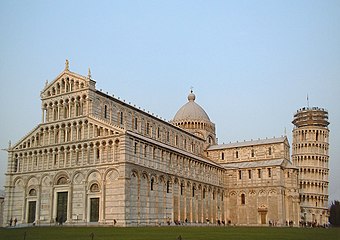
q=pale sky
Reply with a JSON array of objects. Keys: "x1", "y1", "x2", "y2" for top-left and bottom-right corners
[{"x1": 0, "y1": 0, "x2": 339, "y2": 201}]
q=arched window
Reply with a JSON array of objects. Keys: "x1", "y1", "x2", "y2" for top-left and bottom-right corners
[
  {"x1": 14, "y1": 157, "x2": 19, "y2": 172},
  {"x1": 90, "y1": 183, "x2": 100, "y2": 192},
  {"x1": 166, "y1": 180, "x2": 170, "y2": 193},
  {"x1": 29, "y1": 188, "x2": 37, "y2": 196},
  {"x1": 221, "y1": 152, "x2": 224, "y2": 160},
  {"x1": 96, "y1": 148, "x2": 100, "y2": 159},
  {"x1": 64, "y1": 106, "x2": 68, "y2": 119},
  {"x1": 134, "y1": 117, "x2": 138, "y2": 130},
  {"x1": 67, "y1": 128, "x2": 71, "y2": 142},
  {"x1": 251, "y1": 149, "x2": 255, "y2": 158},
  {"x1": 146, "y1": 123, "x2": 150, "y2": 135},
  {"x1": 78, "y1": 126, "x2": 82, "y2": 140},
  {"x1": 104, "y1": 105, "x2": 108, "y2": 119},
  {"x1": 75, "y1": 103, "x2": 79, "y2": 116},
  {"x1": 120, "y1": 111, "x2": 124, "y2": 124},
  {"x1": 54, "y1": 108, "x2": 58, "y2": 120},
  {"x1": 257, "y1": 169, "x2": 262, "y2": 178},
  {"x1": 54, "y1": 153, "x2": 58, "y2": 165},
  {"x1": 241, "y1": 193, "x2": 246, "y2": 205},
  {"x1": 268, "y1": 168, "x2": 272, "y2": 177},
  {"x1": 134, "y1": 142, "x2": 138, "y2": 155},
  {"x1": 151, "y1": 178, "x2": 154, "y2": 191},
  {"x1": 144, "y1": 145, "x2": 147, "y2": 157},
  {"x1": 235, "y1": 151, "x2": 239, "y2": 159},
  {"x1": 268, "y1": 147, "x2": 272, "y2": 155},
  {"x1": 57, "y1": 176, "x2": 68, "y2": 185},
  {"x1": 55, "y1": 130, "x2": 59, "y2": 143}
]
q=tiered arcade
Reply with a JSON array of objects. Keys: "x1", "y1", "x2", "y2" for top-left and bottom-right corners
[{"x1": 292, "y1": 107, "x2": 330, "y2": 225}]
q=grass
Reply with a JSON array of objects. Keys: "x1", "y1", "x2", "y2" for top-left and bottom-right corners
[{"x1": 0, "y1": 226, "x2": 339, "y2": 240}]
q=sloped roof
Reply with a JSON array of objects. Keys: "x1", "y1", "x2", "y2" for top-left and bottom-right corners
[
  {"x1": 208, "y1": 136, "x2": 287, "y2": 150},
  {"x1": 127, "y1": 130, "x2": 221, "y2": 168},
  {"x1": 221, "y1": 158, "x2": 297, "y2": 169}
]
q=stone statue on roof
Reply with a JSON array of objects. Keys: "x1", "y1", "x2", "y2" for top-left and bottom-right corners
[{"x1": 65, "y1": 59, "x2": 69, "y2": 71}]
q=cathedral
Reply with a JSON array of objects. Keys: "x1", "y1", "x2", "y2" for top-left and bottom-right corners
[{"x1": 3, "y1": 61, "x2": 330, "y2": 227}]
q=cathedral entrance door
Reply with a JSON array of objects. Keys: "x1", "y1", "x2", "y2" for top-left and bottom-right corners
[
  {"x1": 28, "y1": 201, "x2": 36, "y2": 223},
  {"x1": 260, "y1": 212, "x2": 267, "y2": 224},
  {"x1": 90, "y1": 198, "x2": 99, "y2": 222},
  {"x1": 57, "y1": 192, "x2": 68, "y2": 224}
]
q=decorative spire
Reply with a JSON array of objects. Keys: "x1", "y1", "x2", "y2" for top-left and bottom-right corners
[
  {"x1": 88, "y1": 67, "x2": 92, "y2": 79},
  {"x1": 65, "y1": 59, "x2": 69, "y2": 71}
]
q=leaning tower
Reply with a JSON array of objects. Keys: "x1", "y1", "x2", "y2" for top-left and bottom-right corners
[{"x1": 292, "y1": 107, "x2": 330, "y2": 226}]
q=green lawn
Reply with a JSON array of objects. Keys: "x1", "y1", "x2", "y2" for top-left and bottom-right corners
[{"x1": 1, "y1": 226, "x2": 339, "y2": 240}]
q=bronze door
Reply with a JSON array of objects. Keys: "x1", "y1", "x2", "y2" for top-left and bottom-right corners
[
  {"x1": 90, "y1": 198, "x2": 99, "y2": 222},
  {"x1": 260, "y1": 212, "x2": 267, "y2": 224},
  {"x1": 28, "y1": 201, "x2": 36, "y2": 223},
  {"x1": 57, "y1": 192, "x2": 68, "y2": 223}
]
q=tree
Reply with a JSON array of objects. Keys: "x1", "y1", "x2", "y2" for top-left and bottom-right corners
[{"x1": 329, "y1": 200, "x2": 340, "y2": 227}]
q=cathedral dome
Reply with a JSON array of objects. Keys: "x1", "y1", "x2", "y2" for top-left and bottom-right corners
[{"x1": 173, "y1": 91, "x2": 211, "y2": 122}]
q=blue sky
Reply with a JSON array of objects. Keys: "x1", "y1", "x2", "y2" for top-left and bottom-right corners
[{"x1": 0, "y1": 0, "x2": 339, "y2": 201}]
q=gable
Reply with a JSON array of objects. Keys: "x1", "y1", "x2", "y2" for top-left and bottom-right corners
[
  {"x1": 87, "y1": 116, "x2": 125, "y2": 136},
  {"x1": 10, "y1": 115, "x2": 125, "y2": 152},
  {"x1": 40, "y1": 69, "x2": 95, "y2": 100},
  {"x1": 11, "y1": 125, "x2": 42, "y2": 150}
]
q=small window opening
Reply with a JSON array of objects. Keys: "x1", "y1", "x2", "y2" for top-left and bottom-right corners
[{"x1": 241, "y1": 193, "x2": 246, "y2": 205}]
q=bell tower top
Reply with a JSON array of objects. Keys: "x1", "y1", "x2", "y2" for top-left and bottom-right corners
[{"x1": 292, "y1": 107, "x2": 329, "y2": 128}]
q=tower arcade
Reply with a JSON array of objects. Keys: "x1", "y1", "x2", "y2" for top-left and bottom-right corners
[{"x1": 292, "y1": 107, "x2": 330, "y2": 225}]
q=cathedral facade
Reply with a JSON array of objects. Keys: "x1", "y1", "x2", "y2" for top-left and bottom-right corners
[{"x1": 2, "y1": 62, "x2": 329, "y2": 227}]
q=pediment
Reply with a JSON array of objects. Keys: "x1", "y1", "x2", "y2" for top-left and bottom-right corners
[
  {"x1": 87, "y1": 116, "x2": 125, "y2": 136},
  {"x1": 283, "y1": 136, "x2": 290, "y2": 146},
  {"x1": 40, "y1": 69, "x2": 95, "y2": 100},
  {"x1": 9, "y1": 113, "x2": 125, "y2": 153},
  {"x1": 11, "y1": 125, "x2": 43, "y2": 150}
]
